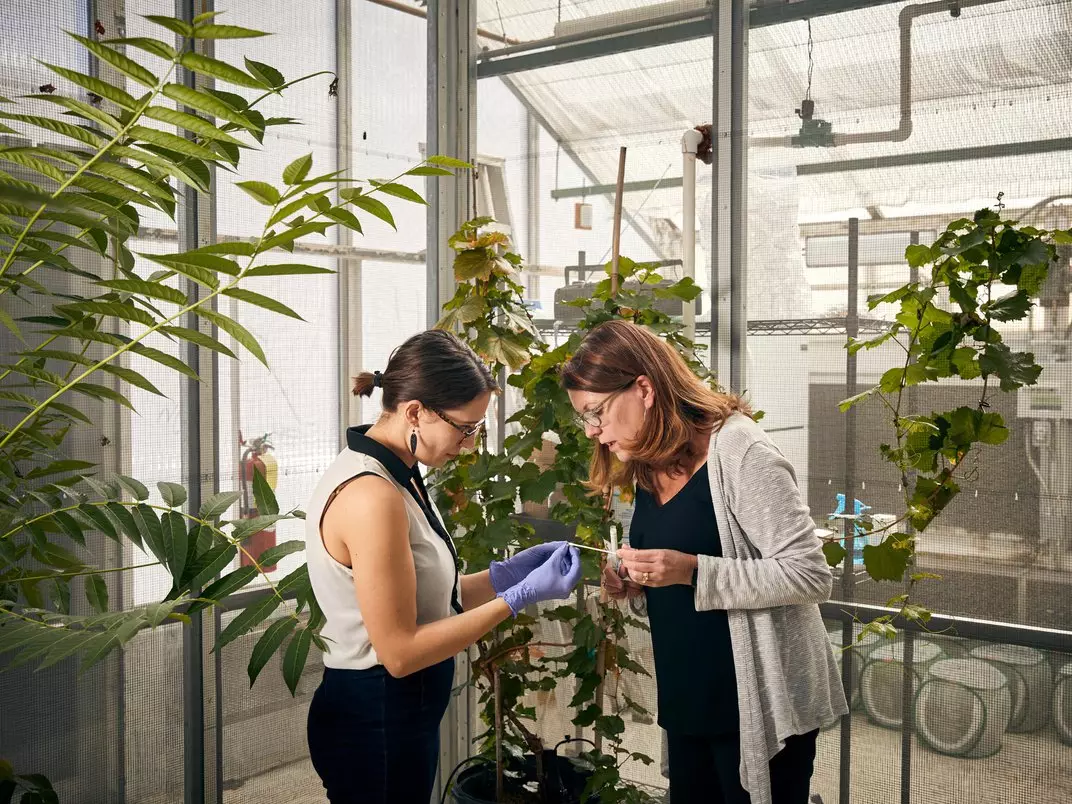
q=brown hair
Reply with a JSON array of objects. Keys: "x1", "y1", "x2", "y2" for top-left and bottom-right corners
[
  {"x1": 560, "y1": 320, "x2": 751, "y2": 493},
  {"x1": 353, "y1": 329, "x2": 498, "y2": 410}
]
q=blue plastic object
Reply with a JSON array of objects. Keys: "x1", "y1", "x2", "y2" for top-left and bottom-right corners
[{"x1": 832, "y1": 493, "x2": 872, "y2": 565}]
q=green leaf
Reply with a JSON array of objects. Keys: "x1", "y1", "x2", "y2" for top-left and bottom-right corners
[
  {"x1": 144, "y1": 15, "x2": 195, "y2": 38},
  {"x1": 342, "y1": 191, "x2": 395, "y2": 229},
  {"x1": 179, "y1": 52, "x2": 266, "y2": 89},
  {"x1": 199, "y1": 491, "x2": 240, "y2": 520},
  {"x1": 370, "y1": 181, "x2": 425, "y2": 205},
  {"x1": 0, "y1": 306, "x2": 22, "y2": 343},
  {"x1": 243, "y1": 263, "x2": 334, "y2": 278},
  {"x1": 951, "y1": 347, "x2": 981, "y2": 380},
  {"x1": 255, "y1": 540, "x2": 304, "y2": 568},
  {"x1": 838, "y1": 387, "x2": 877, "y2": 413},
  {"x1": 985, "y1": 290, "x2": 1033, "y2": 322},
  {"x1": 236, "y1": 180, "x2": 281, "y2": 206},
  {"x1": 191, "y1": 566, "x2": 258, "y2": 613},
  {"x1": 323, "y1": 206, "x2": 362, "y2": 233},
  {"x1": 52, "y1": 511, "x2": 86, "y2": 546},
  {"x1": 0, "y1": 148, "x2": 68, "y2": 182},
  {"x1": 143, "y1": 106, "x2": 246, "y2": 146},
  {"x1": 75, "y1": 504, "x2": 118, "y2": 539},
  {"x1": 67, "y1": 32, "x2": 158, "y2": 88},
  {"x1": 199, "y1": 241, "x2": 257, "y2": 257},
  {"x1": 260, "y1": 221, "x2": 330, "y2": 250},
  {"x1": 70, "y1": 382, "x2": 135, "y2": 411},
  {"x1": 160, "y1": 511, "x2": 189, "y2": 581},
  {"x1": 862, "y1": 536, "x2": 912, "y2": 582},
  {"x1": 244, "y1": 58, "x2": 285, "y2": 89},
  {"x1": 282, "y1": 154, "x2": 313, "y2": 185},
  {"x1": 161, "y1": 84, "x2": 253, "y2": 128},
  {"x1": 194, "y1": 24, "x2": 271, "y2": 39},
  {"x1": 116, "y1": 475, "x2": 150, "y2": 502},
  {"x1": 98, "y1": 278, "x2": 187, "y2": 305},
  {"x1": 194, "y1": 308, "x2": 267, "y2": 366},
  {"x1": 216, "y1": 594, "x2": 281, "y2": 650},
  {"x1": 157, "y1": 482, "x2": 188, "y2": 508},
  {"x1": 161, "y1": 326, "x2": 238, "y2": 360},
  {"x1": 822, "y1": 540, "x2": 847, "y2": 567},
  {"x1": 221, "y1": 288, "x2": 303, "y2": 320},
  {"x1": 98, "y1": 363, "x2": 164, "y2": 397},
  {"x1": 265, "y1": 194, "x2": 319, "y2": 228},
  {"x1": 38, "y1": 62, "x2": 139, "y2": 110},
  {"x1": 86, "y1": 574, "x2": 108, "y2": 613},
  {"x1": 101, "y1": 36, "x2": 178, "y2": 61},
  {"x1": 0, "y1": 112, "x2": 105, "y2": 146},
  {"x1": 979, "y1": 343, "x2": 1042, "y2": 391},
  {"x1": 427, "y1": 155, "x2": 472, "y2": 169},
  {"x1": 250, "y1": 462, "x2": 279, "y2": 515},
  {"x1": 139, "y1": 253, "x2": 219, "y2": 289},
  {"x1": 51, "y1": 578, "x2": 72, "y2": 614},
  {"x1": 129, "y1": 125, "x2": 223, "y2": 164},
  {"x1": 406, "y1": 166, "x2": 454, "y2": 177},
  {"x1": 282, "y1": 626, "x2": 313, "y2": 695},
  {"x1": 128, "y1": 342, "x2": 200, "y2": 381},
  {"x1": 185, "y1": 544, "x2": 238, "y2": 592},
  {"x1": 248, "y1": 617, "x2": 298, "y2": 686}
]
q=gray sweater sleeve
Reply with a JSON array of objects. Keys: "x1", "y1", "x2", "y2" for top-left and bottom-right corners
[{"x1": 695, "y1": 438, "x2": 833, "y2": 611}]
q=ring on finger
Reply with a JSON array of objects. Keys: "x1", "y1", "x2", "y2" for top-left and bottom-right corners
[{"x1": 643, "y1": 571, "x2": 651, "y2": 584}]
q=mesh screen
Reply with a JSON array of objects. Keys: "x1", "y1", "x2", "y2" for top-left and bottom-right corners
[
  {"x1": 7, "y1": 1, "x2": 1072, "y2": 802},
  {"x1": 474, "y1": 1, "x2": 1072, "y2": 802}
]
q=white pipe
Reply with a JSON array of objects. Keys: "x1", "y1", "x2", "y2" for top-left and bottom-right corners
[
  {"x1": 751, "y1": 0, "x2": 1001, "y2": 149},
  {"x1": 681, "y1": 128, "x2": 703, "y2": 339}
]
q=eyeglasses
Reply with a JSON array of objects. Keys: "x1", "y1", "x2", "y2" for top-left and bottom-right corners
[
  {"x1": 573, "y1": 381, "x2": 634, "y2": 429},
  {"x1": 428, "y1": 406, "x2": 485, "y2": 439}
]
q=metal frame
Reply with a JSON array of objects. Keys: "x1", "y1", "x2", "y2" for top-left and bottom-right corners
[
  {"x1": 710, "y1": 1, "x2": 748, "y2": 392},
  {"x1": 475, "y1": 0, "x2": 906, "y2": 78},
  {"x1": 426, "y1": 0, "x2": 477, "y2": 328}
]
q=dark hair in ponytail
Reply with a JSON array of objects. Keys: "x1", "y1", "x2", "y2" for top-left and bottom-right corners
[{"x1": 352, "y1": 329, "x2": 498, "y2": 410}]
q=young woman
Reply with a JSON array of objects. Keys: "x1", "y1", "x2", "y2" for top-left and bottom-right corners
[
  {"x1": 562, "y1": 320, "x2": 847, "y2": 804},
  {"x1": 305, "y1": 329, "x2": 582, "y2": 803}
]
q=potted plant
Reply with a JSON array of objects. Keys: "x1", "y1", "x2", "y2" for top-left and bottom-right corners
[{"x1": 432, "y1": 218, "x2": 708, "y2": 803}]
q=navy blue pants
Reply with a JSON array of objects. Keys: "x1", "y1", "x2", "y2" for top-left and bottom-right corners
[{"x1": 307, "y1": 658, "x2": 455, "y2": 803}]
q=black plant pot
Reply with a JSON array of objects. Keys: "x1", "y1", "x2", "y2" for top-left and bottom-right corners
[{"x1": 449, "y1": 753, "x2": 596, "y2": 804}]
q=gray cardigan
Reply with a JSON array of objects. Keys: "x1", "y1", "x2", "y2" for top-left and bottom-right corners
[{"x1": 691, "y1": 413, "x2": 848, "y2": 802}]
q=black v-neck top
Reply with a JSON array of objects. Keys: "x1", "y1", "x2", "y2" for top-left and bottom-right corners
[{"x1": 630, "y1": 463, "x2": 739, "y2": 735}]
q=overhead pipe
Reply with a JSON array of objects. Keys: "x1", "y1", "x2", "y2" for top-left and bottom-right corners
[
  {"x1": 835, "y1": 0, "x2": 996, "y2": 145},
  {"x1": 751, "y1": 0, "x2": 1002, "y2": 149},
  {"x1": 364, "y1": 0, "x2": 523, "y2": 46}
]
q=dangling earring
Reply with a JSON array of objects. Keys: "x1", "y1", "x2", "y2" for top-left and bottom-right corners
[{"x1": 409, "y1": 430, "x2": 418, "y2": 455}]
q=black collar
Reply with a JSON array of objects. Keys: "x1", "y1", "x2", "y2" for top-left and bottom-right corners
[{"x1": 345, "y1": 424, "x2": 417, "y2": 489}]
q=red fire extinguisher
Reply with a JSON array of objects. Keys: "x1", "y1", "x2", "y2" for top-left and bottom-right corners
[{"x1": 239, "y1": 431, "x2": 279, "y2": 572}]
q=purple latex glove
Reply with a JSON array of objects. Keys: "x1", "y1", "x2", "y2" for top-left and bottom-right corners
[
  {"x1": 488, "y1": 540, "x2": 567, "y2": 593},
  {"x1": 497, "y1": 543, "x2": 582, "y2": 617}
]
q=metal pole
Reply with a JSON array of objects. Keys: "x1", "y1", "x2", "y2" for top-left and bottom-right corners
[
  {"x1": 610, "y1": 147, "x2": 626, "y2": 296},
  {"x1": 838, "y1": 216, "x2": 860, "y2": 804},
  {"x1": 899, "y1": 230, "x2": 920, "y2": 804},
  {"x1": 337, "y1": 0, "x2": 356, "y2": 438},
  {"x1": 729, "y1": 0, "x2": 748, "y2": 394},
  {"x1": 177, "y1": 0, "x2": 205, "y2": 800}
]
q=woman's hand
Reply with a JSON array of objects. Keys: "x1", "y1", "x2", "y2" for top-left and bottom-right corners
[
  {"x1": 602, "y1": 562, "x2": 644, "y2": 599},
  {"x1": 489, "y1": 540, "x2": 565, "y2": 593},
  {"x1": 616, "y1": 546, "x2": 698, "y2": 588}
]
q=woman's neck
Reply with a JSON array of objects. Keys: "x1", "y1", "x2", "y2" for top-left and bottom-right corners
[{"x1": 365, "y1": 418, "x2": 418, "y2": 469}]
